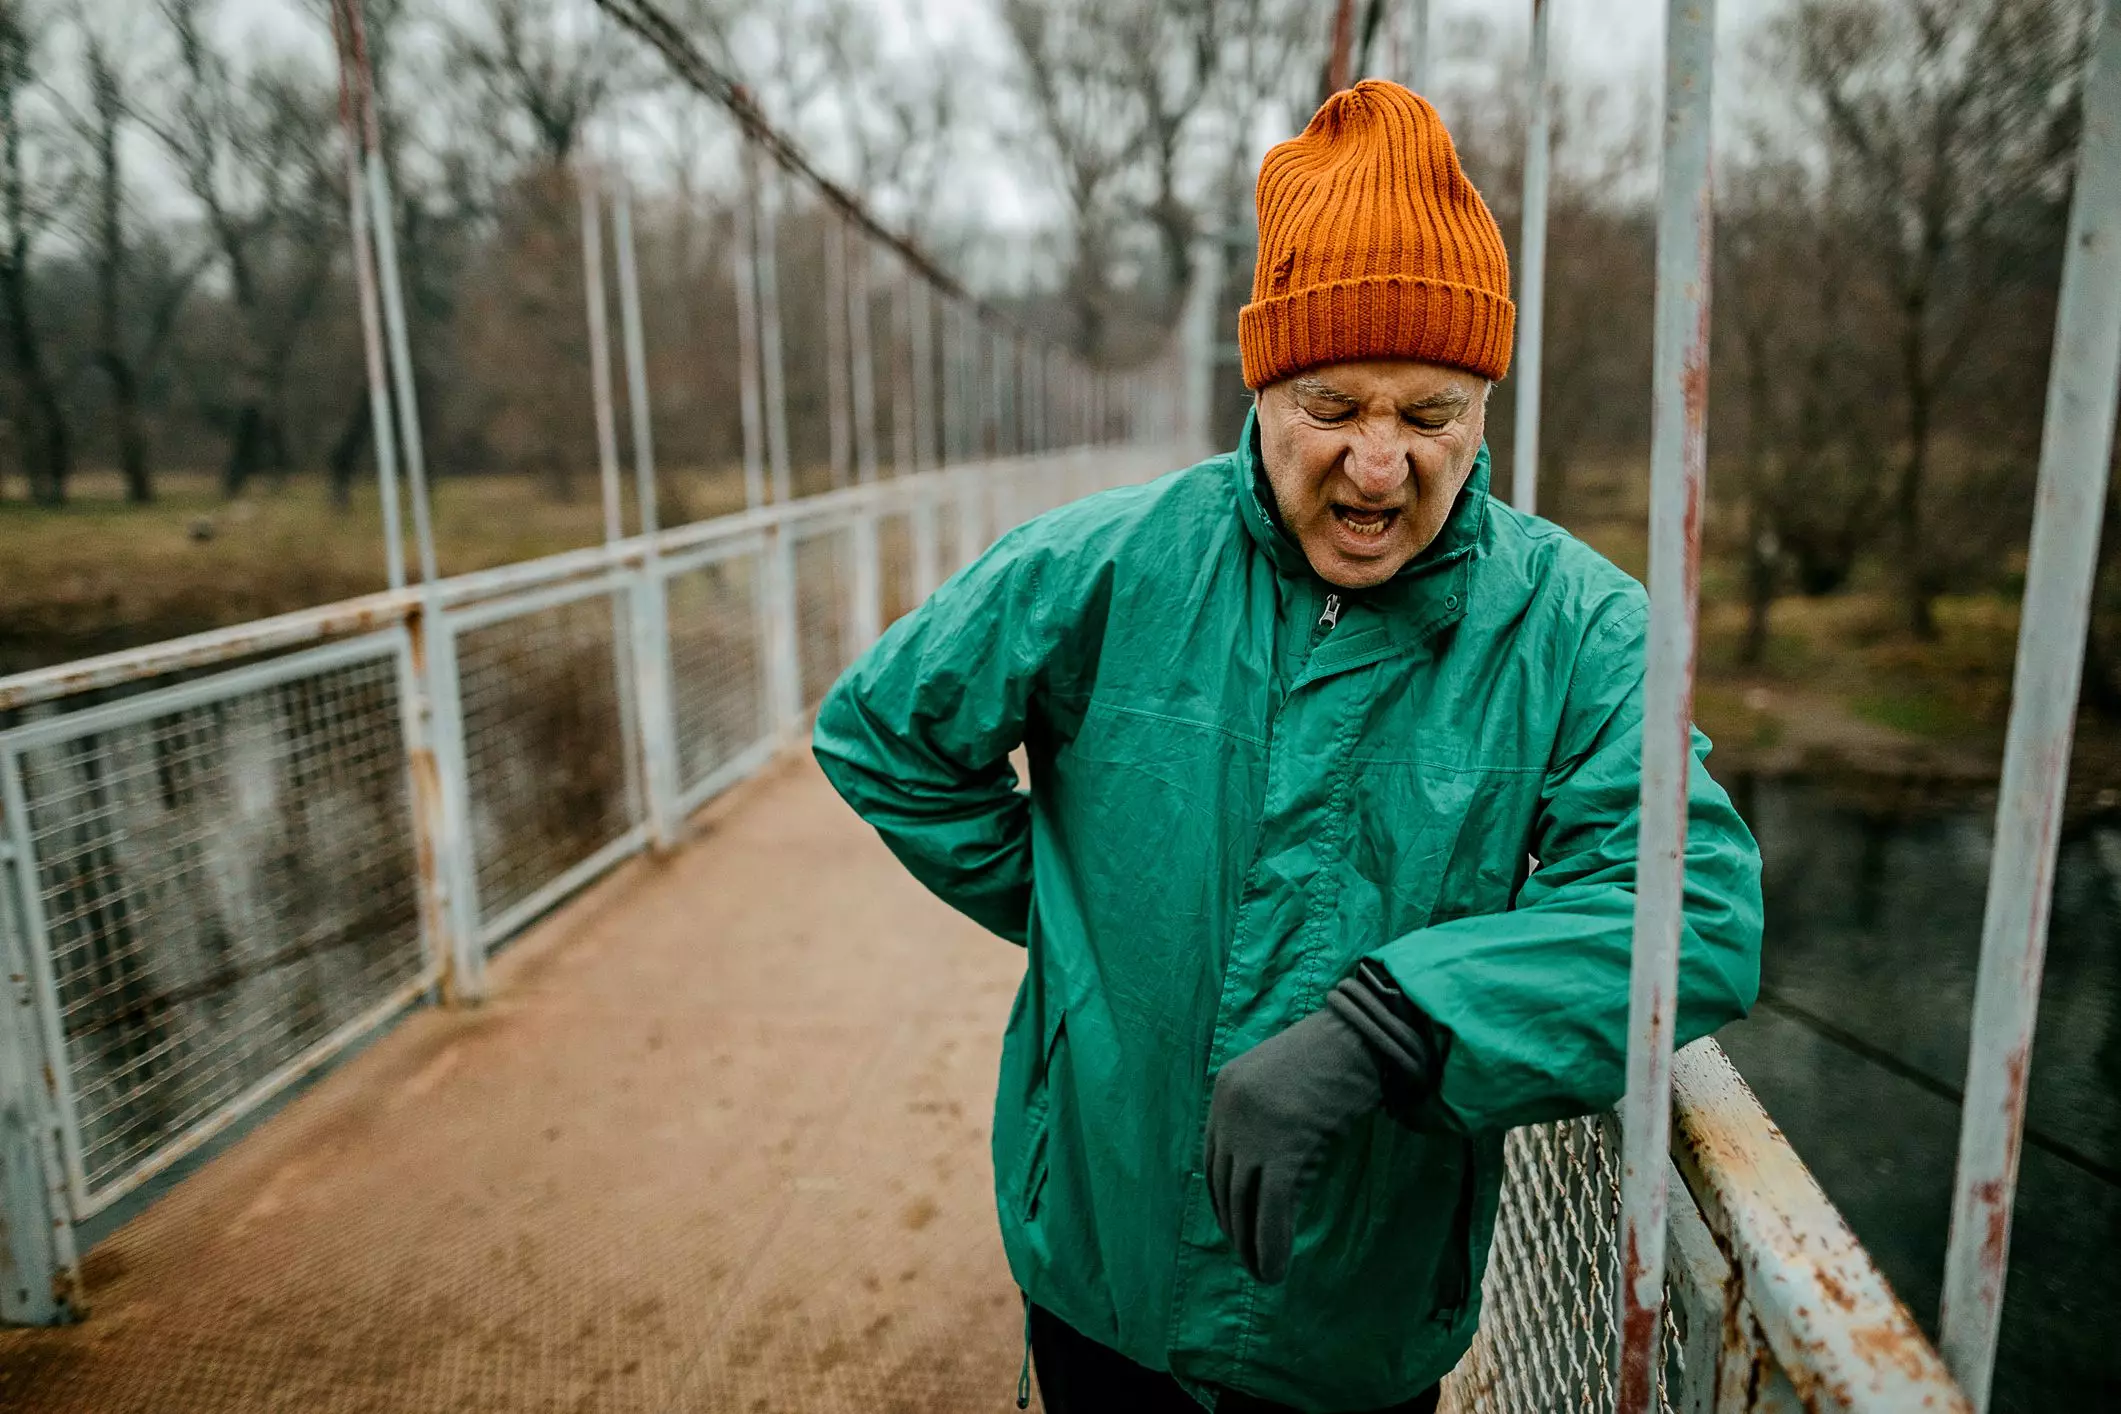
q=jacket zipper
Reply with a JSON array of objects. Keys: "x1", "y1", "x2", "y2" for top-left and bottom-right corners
[{"x1": 1317, "y1": 592, "x2": 1342, "y2": 632}]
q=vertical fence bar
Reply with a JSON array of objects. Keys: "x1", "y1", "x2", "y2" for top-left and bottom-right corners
[
  {"x1": 1512, "y1": 0, "x2": 1551, "y2": 516},
  {"x1": 1939, "y1": 2, "x2": 2121, "y2": 1404},
  {"x1": 366, "y1": 154, "x2": 437, "y2": 585},
  {"x1": 892, "y1": 264, "x2": 916, "y2": 480},
  {"x1": 756, "y1": 154, "x2": 793, "y2": 505},
  {"x1": 1615, "y1": 0, "x2": 1716, "y2": 1408},
  {"x1": 826, "y1": 216, "x2": 852, "y2": 489},
  {"x1": 614, "y1": 176, "x2": 658, "y2": 538},
  {"x1": 614, "y1": 174, "x2": 683, "y2": 850},
  {"x1": 849, "y1": 236, "x2": 882, "y2": 651},
  {"x1": 912, "y1": 274, "x2": 935, "y2": 474},
  {"x1": 579, "y1": 167, "x2": 643, "y2": 827},
  {"x1": 0, "y1": 772, "x2": 79, "y2": 1325},
  {"x1": 849, "y1": 236, "x2": 879, "y2": 486},
  {"x1": 1185, "y1": 235, "x2": 1223, "y2": 454},
  {"x1": 580, "y1": 169, "x2": 624, "y2": 546},
  {"x1": 735, "y1": 144, "x2": 768, "y2": 510},
  {"x1": 328, "y1": 0, "x2": 405, "y2": 592},
  {"x1": 418, "y1": 606, "x2": 485, "y2": 998}
]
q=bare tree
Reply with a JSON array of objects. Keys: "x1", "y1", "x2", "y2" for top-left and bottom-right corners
[
  {"x1": 450, "y1": 0, "x2": 644, "y2": 167},
  {"x1": 1778, "y1": 0, "x2": 2089, "y2": 637},
  {"x1": 999, "y1": 0, "x2": 1318, "y2": 360},
  {"x1": 146, "y1": 0, "x2": 344, "y2": 495},
  {"x1": 0, "y1": 0, "x2": 72, "y2": 505},
  {"x1": 67, "y1": 25, "x2": 217, "y2": 504}
]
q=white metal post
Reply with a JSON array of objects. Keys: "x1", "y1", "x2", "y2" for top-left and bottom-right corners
[
  {"x1": 328, "y1": 7, "x2": 405, "y2": 593},
  {"x1": 1939, "y1": 1, "x2": 2121, "y2": 1405},
  {"x1": 734, "y1": 145, "x2": 768, "y2": 511},
  {"x1": 578, "y1": 167, "x2": 644, "y2": 830},
  {"x1": 613, "y1": 178, "x2": 659, "y2": 539},
  {"x1": 1615, "y1": 0, "x2": 1715, "y2": 1408},
  {"x1": 366, "y1": 154, "x2": 437, "y2": 584},
  {"x1": 0, "y1": 788, "x2": 79, "y2": 1326},
  {"x1": 825, "y1": 216, "x2": 852, "y2": 489},
  {"x1": 1512, "y1": 0, "x2": 1551, "y2": 516},
  {"x1": 580, "y1": 169, "x2": 624, "y2": 546},
  {"x1": 613, "y1": 176, "x2": 683, "y2": 851},
  {"x1": 892, "y1": 264, "x2": 916, "y2": 481},
  {"x1": 849, "y1": 236, "x2": 882, "y2": 651},
  {"x1": 1184, "y1": 235, "x2": 1223, "y2": 456},
  {"x1": 909, "y1": 276, "x2": 941, "y2": 598},
  {"x1": 912, "y1": 274, "x2": 935, "y2": 474},
  {"x1": 417, "y1": 606, "x2": 486, "y2": 1002},
  {"x1": 756, "y1": 155, "x2": 793, "y2": 505}
]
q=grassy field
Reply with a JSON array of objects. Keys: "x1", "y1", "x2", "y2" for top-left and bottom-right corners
[
  {"x1": 1, "y1": 468, "x2": 753, "y2": 674},
  {"x1": 8, "y1": 467, "x2": 2117, "y2": 798}
]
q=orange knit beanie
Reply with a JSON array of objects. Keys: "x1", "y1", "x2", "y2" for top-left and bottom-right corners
[{"x1": 1239, "y1": 80, "x2": 1514, "y2": 389}]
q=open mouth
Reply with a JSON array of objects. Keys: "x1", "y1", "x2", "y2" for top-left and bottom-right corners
[{"x1": 1330, "y1": 504, "x2": 1401, "y2": 541}]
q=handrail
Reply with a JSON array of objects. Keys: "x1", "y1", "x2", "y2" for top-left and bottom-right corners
[
  {"x1": 0, "y1": 454, "x2": 1094, "y2": 716},
  {"x1": 1671, "y1": 1042, "x2": 1972, "y2": 1413}
]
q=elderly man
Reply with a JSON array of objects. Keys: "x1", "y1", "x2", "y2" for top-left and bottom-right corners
[{"x1": 814, "y1": 80, "x2": 1761, "y2": 1414}]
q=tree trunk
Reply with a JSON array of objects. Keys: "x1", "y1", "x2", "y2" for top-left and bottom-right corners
[
  {"x1": 1, "y1": 268, "x2": 70, "y2": 506},
  {"x1": 327, "y1": 389, "x2": 370, "y2": 509},
  {"x1": 101, "y1": 353, "x2": 151, "y2": 503},
  {"x1": 224, "y1": 404, "x2": 265, "y2": 497}
]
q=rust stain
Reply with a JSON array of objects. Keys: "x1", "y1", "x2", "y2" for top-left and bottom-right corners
[{"x1": 1848, "y1": 1317, "x2": 1938, "y2": 1387}]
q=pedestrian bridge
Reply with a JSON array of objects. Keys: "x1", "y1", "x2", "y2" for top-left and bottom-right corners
[
  {"x1": 5, "y1": 0, "x2": 2117, "y2": 1406},
  {"x1": 0, "y1": 445, "x2": 1962, "y2": 1413}
]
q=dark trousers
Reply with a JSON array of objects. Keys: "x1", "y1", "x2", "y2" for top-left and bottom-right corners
[{"x1": 1028, "y1": 1302, "x2": 1442, "y2": 1414}]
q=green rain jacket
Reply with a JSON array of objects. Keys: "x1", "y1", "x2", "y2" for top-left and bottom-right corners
[{"x1": 813, "y1": 415, "x2": 1763, "y2": 1412}]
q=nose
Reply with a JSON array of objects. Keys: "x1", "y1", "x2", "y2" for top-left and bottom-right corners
[{"x1": 1343, "y1": 428, "x2": 1411, "y2": 501}]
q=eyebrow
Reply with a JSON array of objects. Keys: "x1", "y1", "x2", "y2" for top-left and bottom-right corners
[
  {"x1": 1401, "y1": 388, "x2": 1472, "y2": 416},
  {"x1": 1291, "y1": 375, "x2": 1356, "y2": 405},
  {"x1": 1291, "y1": 376, "x2": 1471, "y2": 418}
]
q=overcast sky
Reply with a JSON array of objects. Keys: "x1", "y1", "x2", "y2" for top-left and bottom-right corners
[{"x1": 196, "y1": 0, "x2": 1794, "y2": 265}]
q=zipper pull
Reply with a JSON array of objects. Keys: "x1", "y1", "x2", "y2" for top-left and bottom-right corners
[{"x1": 1318, "y1": 593, "x2": 1342, "y2": 630}]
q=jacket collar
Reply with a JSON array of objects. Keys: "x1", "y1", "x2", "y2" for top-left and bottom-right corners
[{"x1": 1233, "y1": 405, "x2": 1487, "y2": 647}]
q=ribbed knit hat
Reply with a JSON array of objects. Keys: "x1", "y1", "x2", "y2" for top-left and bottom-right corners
[{"x1": 1239, "y1": 80, "x2": 1514, "y2": 389}]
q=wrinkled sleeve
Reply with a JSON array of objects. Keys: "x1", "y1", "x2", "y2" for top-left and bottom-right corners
[
  {"x1": 1367, "y1": 597, "x2": 1763, "y2": 1135},
  {"x1": 812, "y1": 531, "x2": 1090, "y2": 945}
]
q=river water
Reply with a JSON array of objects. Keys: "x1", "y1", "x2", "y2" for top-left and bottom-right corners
[{"x1": 1718, "y1": 775, "x2": 2121, "y2": 1410}]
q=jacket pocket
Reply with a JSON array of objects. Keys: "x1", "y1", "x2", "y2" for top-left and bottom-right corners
[{"x1": 1015, "y1": 1007, "x2": 1067, "y2": 1222}]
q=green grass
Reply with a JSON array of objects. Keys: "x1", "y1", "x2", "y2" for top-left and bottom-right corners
[{"x1": 0, "y1": 466, "x2": 753, "y2": 675}]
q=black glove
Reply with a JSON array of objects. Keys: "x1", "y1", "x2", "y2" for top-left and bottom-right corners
[{"x1": 1204, "y1": 963, "x2": 1438, "y2": 1283}]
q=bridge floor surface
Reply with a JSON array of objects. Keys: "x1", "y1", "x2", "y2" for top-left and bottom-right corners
[{"x1": 0, "y1": 755, "x2": 1038, "y2": 1413}]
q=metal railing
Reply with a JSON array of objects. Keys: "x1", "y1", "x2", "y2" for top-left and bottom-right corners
[{"x1": 0, "y1": 441, "x2": 1186, "y2": 1324}]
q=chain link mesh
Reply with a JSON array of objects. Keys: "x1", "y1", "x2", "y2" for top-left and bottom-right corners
[
  {"x1": 453, "y1": 590, "x2": 639, "y2": 937},
  {"x1": 1442, "y1": 1118, "x2": 1687, "y2": 1414},
  {"x1": 937, "y1": 497, "x2": 965, "y2": 579},
  {"x1": 877, "y1": 511, "x2": 919, "y2": 627},
  {"x1": 793, "y1": 525, "x2": 855, "y2": 707},
  {"x1": 665, "y1": 552, "x2": 771, "y2": 795},
  {"x1": 5, "y1": 647, "x2": 425, "y2": 1208}
]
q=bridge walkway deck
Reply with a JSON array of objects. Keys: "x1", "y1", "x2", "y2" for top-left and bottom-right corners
[{"x1": 0, "y1": 756, "x2": 1033, "y2": 1413}]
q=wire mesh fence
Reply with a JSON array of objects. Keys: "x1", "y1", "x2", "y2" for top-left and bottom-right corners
[
  {"x1": 791, "y1": 523, "x2": 857, "y2": 708},
  {"x1": 451, "y1": 584, "x2": 642, "y2": 945},
  {"x1": 1442, "y1": 1117, "x2": 1686, "y2": 1414},
  {"x1": 878, "y1": 510, "x2": 919, "y2": 627},
  {"x1": 664, "y1": 547, "x2": 772, "y2": 803},
  {"x1": 0, "y1": 636, "x2": 429, "y2": 1215}
]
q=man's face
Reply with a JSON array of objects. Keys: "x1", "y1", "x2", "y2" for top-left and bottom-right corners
[{"x1": 1255, "y1": 358, "x2": 1489, "y2": 590}]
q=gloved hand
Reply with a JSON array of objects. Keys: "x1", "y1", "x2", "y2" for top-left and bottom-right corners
[{"x1": 1204, "y1": 965, "x2": 1438, "y2": 1284}]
